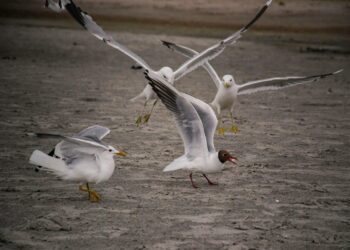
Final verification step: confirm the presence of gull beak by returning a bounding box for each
[115,150,127,157]
[224,82,231,88]
[228,156,238,164]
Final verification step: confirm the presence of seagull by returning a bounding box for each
[162,40,343,135]
[29,125,126,202]
[144,70,237,188]
[45,0,272,126]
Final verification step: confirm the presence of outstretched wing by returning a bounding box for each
[162,40,221,89]
[182,93,218,153]
[30,133,109,151]
[45,0,151,70]
[145,71,208,159]
[172,0,272,81]
[77,125,110,141]
[238,69,343,95]
[30,131,109,163]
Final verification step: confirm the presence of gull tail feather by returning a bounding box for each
[163,156,188,172]
[29,150,67,177]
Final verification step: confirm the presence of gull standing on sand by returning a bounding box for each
[29,125,126,202]
[162,41,343,135]
[45,0,272,126]
[145,71,237,188]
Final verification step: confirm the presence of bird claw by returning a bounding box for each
[217,127,225,136]
[230,126,239,134]
[143,114,151,124]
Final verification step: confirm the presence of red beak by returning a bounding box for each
[228,156,238,164]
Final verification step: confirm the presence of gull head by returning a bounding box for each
[160,67,174,84]
[107,146,127,157]
[222,75,235,88]
[218,150,237,164]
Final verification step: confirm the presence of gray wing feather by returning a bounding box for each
[46,0,151,70]
[145,71,208,159]
[173,0,272,81]
[183,94,217,153]
[238,69,343,95]
[33,133,108,150]
[77,125,110,141]
[162,40,221,88]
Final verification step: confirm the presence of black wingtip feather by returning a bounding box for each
[145,72,180,114]
[65,1,86,28]
[161,40,174,48]
[242,2,270,33]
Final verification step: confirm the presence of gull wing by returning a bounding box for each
[76,125,110,141]
[238,69,343,95]
[45,0,151,70]
[31,133,109,151]
[162,40,221,89]
[145,71,208,159]
[172,0,272,81]
[183,93,218,153]
[31,132,109,164]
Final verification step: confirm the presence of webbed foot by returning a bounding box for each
[88,190,101,202]
[217,127,225,136]
[79,184,101,202]
[203,174,218,186]
[230,125,239,134]
[143,114,151,124]
[79,184,88,192]
[135,116,143,127]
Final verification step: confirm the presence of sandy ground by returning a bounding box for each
[0,1,350,249]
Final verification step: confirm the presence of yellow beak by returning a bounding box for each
[224,82,231,88]
[115,151,127,157]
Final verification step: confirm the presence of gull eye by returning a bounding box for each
[108,149,112,152]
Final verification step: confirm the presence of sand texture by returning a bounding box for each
[0,0,349,249]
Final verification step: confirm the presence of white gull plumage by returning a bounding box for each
[45,0,272,125]
[145,71,237,188]
[162,40,343,134]
[29,125,126,202]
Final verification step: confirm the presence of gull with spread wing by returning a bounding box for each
[162,40,343,135]
[45,0,272,126]
[144,71,237,188]
[29,125,126,202]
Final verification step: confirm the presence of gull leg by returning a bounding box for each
[79,183,100,202]
[143,99,158,124]
[79,183,90,199]
[189,173,199,189]
[136,101,148,127]
[202,174,218,186]
[217,115,225,136]
[230,112,239,134]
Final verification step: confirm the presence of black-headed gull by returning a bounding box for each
[144,71,237,188]
[29,125,126,202]
[162,40,343,135]
[45,0,272,126]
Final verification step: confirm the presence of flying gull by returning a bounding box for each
[162,40,343,135]
[45,0,272,126]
